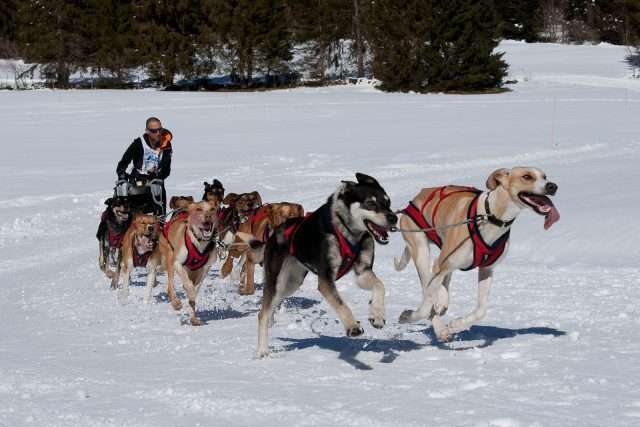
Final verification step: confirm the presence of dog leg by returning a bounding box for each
[355,269,386,329]
[166,256,182,310]
[110,248,121,290]
[220,256,234,279]
[175,265,201,325]
[143,262,157,304]
[232,253,245,288]
[398,239,437,323]
[257,256,306,357]
[117,260,133,303]
[318,277,362,337]
[447,267,493,334]
[240,256,255,295]
[99,242,107,275]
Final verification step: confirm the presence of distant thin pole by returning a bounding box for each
[551,96,557,147]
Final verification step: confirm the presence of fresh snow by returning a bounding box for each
[1,41,639,426]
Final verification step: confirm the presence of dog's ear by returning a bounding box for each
[355,173,381,188]
[265,204,278,225]
[213,179,224,189]
[223,193,238,206]
[486,168,510,190]
[296,204,304,217]
[104,197,113,207]
[203,181,211,190]
[169,196,179,210]
[251,191,262,207]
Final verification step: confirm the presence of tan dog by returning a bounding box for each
[218,191,262,278]
[118,212,170,304]
[162,201,219,325]
[222,202,304,295]
[395,167,560,341]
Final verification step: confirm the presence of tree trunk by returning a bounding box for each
[353,0,364,78]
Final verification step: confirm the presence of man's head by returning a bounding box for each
[145,117,162,148]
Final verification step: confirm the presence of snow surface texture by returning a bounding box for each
[1,41,639,426]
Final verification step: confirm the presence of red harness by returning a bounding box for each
[163,210,215,271]
[102,211,126,248]
[284,209,362,281]
[183,229,215,271]
[250,205,272,243]
[464,193,510,271]
[133,247,153,268]
[402,186,510,270]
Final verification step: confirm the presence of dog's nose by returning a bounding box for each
[146,225,154,233]
[545,182,558,195]
[386,212,398,225]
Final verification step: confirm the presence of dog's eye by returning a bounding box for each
[522,174,533,181]
[365,201,377,210]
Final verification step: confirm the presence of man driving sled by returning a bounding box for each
[116,117,173,215]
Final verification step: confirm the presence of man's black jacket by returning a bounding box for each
[116,135,172,180]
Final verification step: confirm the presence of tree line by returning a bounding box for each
[0,0,639,92]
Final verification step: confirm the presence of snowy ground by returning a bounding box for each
[1,41,640,426]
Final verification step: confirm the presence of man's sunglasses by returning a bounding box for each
[147,127,163,134]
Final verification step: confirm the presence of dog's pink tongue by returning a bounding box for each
[544,205,560,230]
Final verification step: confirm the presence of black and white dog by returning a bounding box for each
[97,196,131,288]
[256,173,397,357]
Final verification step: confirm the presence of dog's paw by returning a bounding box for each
[436,329,450,342]
[346,322,364,337]
[368,317,386,329]
[190,317,203,326]
[255,349,270,359]
[398,309,414,324]
[239,286,255,296]
[171,299,183,311]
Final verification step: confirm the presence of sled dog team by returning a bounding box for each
[98,168,559,357]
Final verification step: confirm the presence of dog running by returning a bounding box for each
[255,173,397,357]
[395,167,560,341]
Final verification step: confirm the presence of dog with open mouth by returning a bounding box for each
[118,212,169,304]
[395,167,560,341]
[162,201,219,325]
[254,173,397,357]
[97,196,132,289]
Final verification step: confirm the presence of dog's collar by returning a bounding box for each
[484,193,515,228]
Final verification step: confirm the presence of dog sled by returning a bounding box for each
[114,175,165,217]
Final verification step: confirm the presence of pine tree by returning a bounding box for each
[495,0,543,41]
[429,0,507,92]
[209,0,292,86]
[17,0,90,87]
[369,0,434,92]
[289,0,354,80]
[0,0,18,57]
[85,0,139,82]
[370,0,507,93]
[135,0,203,86]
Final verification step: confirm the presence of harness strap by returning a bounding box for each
[464,194,510,271]
[402,201,442,248]
[183,229,216,271]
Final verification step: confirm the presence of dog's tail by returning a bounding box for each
[234,232,265,264]
[394,245,411,271]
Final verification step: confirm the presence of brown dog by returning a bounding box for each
[222,202,305,295]
[169,196,194,210]
[395,167,560,341]
[118,212,170,304]
[217,191,262,276]
[162,201,220,325]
